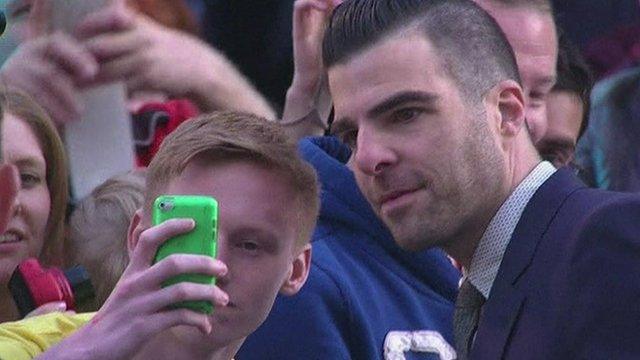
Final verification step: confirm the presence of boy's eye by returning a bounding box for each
[237,241,259,252]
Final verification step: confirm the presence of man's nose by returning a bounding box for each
[353,127,397,176]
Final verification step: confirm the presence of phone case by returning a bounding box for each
[152,195,218,314]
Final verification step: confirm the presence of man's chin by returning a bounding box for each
[388,227,435,252]
[385,216,451,252]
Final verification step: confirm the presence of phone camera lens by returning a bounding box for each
[158,201,173,211]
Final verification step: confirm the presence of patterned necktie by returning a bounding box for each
[453,280,486,360]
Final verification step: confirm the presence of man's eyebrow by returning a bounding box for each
[331,91,439,136]
[367,90,439,119]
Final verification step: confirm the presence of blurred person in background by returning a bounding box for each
[0,0,275,128]
[0,87,68,322]
[574,62,640,191]
[540,33,594,169]
[66,170,145,312]
[473,0,558,145]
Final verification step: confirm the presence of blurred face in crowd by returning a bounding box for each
[136,159,309,349]
[539,90,584,167]
[329,32,507,253]
[0,112,50,284]
[475,1,558,144]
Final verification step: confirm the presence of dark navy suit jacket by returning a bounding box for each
[471,168,640,359]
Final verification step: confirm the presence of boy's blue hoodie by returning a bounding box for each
[237,137,460,360]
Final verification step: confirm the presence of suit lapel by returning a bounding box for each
[469,169,585,359]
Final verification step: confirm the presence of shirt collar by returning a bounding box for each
[465,161,557,298]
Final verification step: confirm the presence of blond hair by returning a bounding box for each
[0,87,68,266]
[146,111,320,247]
[67,170,146,311]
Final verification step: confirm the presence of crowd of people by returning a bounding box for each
[0,0,638,359]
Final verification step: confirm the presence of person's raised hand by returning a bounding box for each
[0,0,98,126]
[36,218,229,360]
[281,0,342,138]
[289,0,341,96]
[77,3,275,119]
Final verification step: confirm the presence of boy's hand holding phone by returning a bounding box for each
[38,213,228,360]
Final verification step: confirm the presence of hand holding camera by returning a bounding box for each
[37,214,227,360]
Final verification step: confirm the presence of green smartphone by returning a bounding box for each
[152,195,218,314]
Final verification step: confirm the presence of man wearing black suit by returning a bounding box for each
[324,0,640,359]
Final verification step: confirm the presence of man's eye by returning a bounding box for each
[392,108,421,123]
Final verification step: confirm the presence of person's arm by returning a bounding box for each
[34,219,229,360]
[279,0,341,141]
[76,2,275,119]
[0,33,98,126]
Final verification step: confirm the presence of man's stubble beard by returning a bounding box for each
[387,113,507,253]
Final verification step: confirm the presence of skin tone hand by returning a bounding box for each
[0,164,19,234]
[0,0,99,126]
[36,219,229,360]
[281,0,341,139]
[77,2,276,119]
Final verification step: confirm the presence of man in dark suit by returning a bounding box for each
[324,0,640,359]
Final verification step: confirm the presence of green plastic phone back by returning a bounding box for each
[152,195,218,314]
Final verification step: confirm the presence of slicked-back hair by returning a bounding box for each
[323,0,521,103]
[553,32,593,140]
[146,111,320,248]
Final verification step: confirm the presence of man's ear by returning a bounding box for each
[0,164,18,234]
[279,244,312,296]
[126,209,145,259]
[488,80,526,139]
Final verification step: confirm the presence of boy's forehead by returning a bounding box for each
[159,159,294,210]
[153,159,299,239]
